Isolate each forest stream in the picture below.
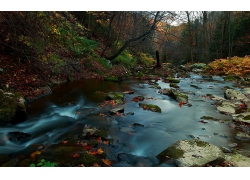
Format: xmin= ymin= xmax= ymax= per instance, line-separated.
xmin=0 ymin=73 xmax=249 ymax=167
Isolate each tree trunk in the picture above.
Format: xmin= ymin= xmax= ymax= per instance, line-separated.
xmin=156 ymin=50 xmax=161 ymax=68
xmin=106 ymin=11 xmax=161 ymax=61
xmin=203 ymin=11 xmax=209 ymax=63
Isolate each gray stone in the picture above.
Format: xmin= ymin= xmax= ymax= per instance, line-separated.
xmin=217 ymin=101 xmax=236 ymax=114
xmin=235 ymin=132 xmax=250 ymax=141
xmin=232 ymin=112 xmax=250 ymax=123
xmin=224 ymin=89 xmax=249 ymax=102
xmin=224 ymin=153 xmax=250 ymax=167
xmin=109 ymin=107 xmax=124 ymax=115
xmin=156 ymin=140 xmax=224 ymax=167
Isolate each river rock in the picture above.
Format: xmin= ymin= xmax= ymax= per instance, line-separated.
xmin=139 ymin=103 xmax=161 ymax=113
xmin=156 ymin=139 xmax=225 ymax=167
xmin=220 ymin=146 xmax=232 ymax=153
xmin=235 ymin=132 xmax=250 ymax=141
xmin=224 ymin=153 xmax=250 ymax=167
xmin=158 ymin=88 xmax=171 ymax=95
xmin=165 ymin=78 xmax=180 ymax=83
xmin=108 ymin=107 xmax=124 ymax=115
xmin=210 ymin=95 xmax=226 ymax=101
xmin=243 ymin=87 xmax=250 ymax=94
xmin=0 ymin=90 xmax=27 ymax=124
xmin=106 ymin=92 xmax=124 ymax=104
xmin=232 ymin=112 xmax=250 ymax=123
xmin=169 ymin=89 xmax=188 ymax=103
xmin=7 ymin=132 xmax=32 ymax=144
xmin=224 ymin=89 xmax=249 ymax=102
xmin=217 ymin=101 xmax=236 ymax=114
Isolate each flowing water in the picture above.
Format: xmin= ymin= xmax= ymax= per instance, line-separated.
xmin=0 ymin=74 xmax=248 ymax=166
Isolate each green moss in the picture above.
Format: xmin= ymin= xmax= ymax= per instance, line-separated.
xmin=170 ymin=83 xmax=179 ymax=88
xmin=243 ymin=115 xmax=250 ymax=120
xmin=165 ymin=78 xmax=180 ymax=83
xmin=105 ymin=76 xmax=120 ymax=82
xmin=78 ymin=153 xmax=104 ymax=167
xmin=157 ymin=145 xmax=184 ymax=160
xmin=94 ymin=129 xmax=108 ymax=138
xmin=195 ymin=140 xmax=209 ymax=147
xmin=139 ymin=103 xmax=161 ymax=113
xmin=190 ymin=84 xmax=201 ymax=89
xmin=135 ymin=71 xmax=144 ymax=77
xmin=106 ymin=92 xmax=124 ymax=101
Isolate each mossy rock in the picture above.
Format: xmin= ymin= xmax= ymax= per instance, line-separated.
xmin=165 ymin=78 xmax=180 ymax=83
xmin=139 ymin=103 xmax=161 ymax=113
xmin=0 ymin=90 xmax=27 ymax=124
xmin=190 ymin=84 xmax=202 ymax=89
xmin=169 ymin=89 xmax=188 ymax=103
xmin=106 ymin=92 xmax=124 ymax=105
xmin=151 ymin=84 xmax=161 ymax=89
xmin=78 ymin=153 xmax=105 ymax=167
xmin=170 ymin=83 xmax=179 ymax=88
xmin=157 ymin=144 xmax=184 ymax=162
xmin=105 ymin=76 xmax=121 ymax=82
xmin=157 ymin=140 xmax=225 ymax=167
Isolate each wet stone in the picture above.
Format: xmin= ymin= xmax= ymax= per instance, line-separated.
xmin=228 ymin=143 xmax=238 ymax=148
xmin=7 ymin=132 xmax=32 ymax=144
xmin=108 ymin=107 xmax=124 ymax=115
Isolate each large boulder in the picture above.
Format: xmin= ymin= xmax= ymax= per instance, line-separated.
xmin=216 ymin=101 xmax=237 ymax=114
xmin=0 ymin=90 xmax=27 ymax=124
xmin=235 ymin=132 xmax=250 ymax=142
xmin=232 ymin=112 xmax=250 ymax=123
xmin=156 ymin=140 xmax=225 ymax=167
xmin=169 ymin=89 xmax=188 ymax=103
xmin=224 ymin=153 xmax=250 ymax=167
xmin=224 ymin=89 xmax=249 ymax=102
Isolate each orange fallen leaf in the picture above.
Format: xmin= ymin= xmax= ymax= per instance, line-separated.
xmin=93 ymin=163 xmax=101 ymax=167
xmin=87 ymin=150 xmax=96 ymax=155
xmin=102 ymin=140 xmax=109 ymax=145
xmin=62 ymin=140 xmax=68 ymax=144
xmin=78 ymin=164 xmax=85 ymax=167
xmin=72 ymin=153 xmax=80 ymax=158
xmin=179 ymin=102 xmax=184 ymax=107
xmin=30 ymin=151 xmax=41 ymax=159
xmin=97 ymin=148 xmax=104 ymax=154
xmin=102 ymin=158 xmax=111 ymax=166
xmin=96 ymin=137 xmax=102 ymax=143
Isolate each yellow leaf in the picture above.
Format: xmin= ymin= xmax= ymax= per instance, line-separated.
xmin=97 ymin=148 xmax=103 ymax=154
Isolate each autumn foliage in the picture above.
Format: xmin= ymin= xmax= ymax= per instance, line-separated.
xmin=206 ymin=56 xmax=250 ymax=77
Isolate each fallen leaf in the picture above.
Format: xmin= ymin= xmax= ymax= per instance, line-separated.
xmin=72 ymin=153 xmax=80 ymax=158
xmin=97 ymin=148 xmax=104 ymax=154
xmin=78 ymin=164 xmax=85 ymax=167
xmin=30 ymin=151 xmax=41 ymax=159
xmin=179 ymin=102 xmax=184 ymax=107
xmin=61 ymin=140 xmax=68 ymax=144
xmin=102 ymin=158 xmax=111 ymax=166
xmin=93 ymin=163 xmax=101 ymax=167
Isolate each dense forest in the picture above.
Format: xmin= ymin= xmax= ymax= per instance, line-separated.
xmin=0 ymin=11 xmax=250 ymax=99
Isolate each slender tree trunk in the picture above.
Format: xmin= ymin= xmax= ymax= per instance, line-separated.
xmin=106 ymin=11 xmax=161 ymax=61
xmin=203 ymin=11 xmax=209 ymax=63
xmin=156 ymin=50 xmax=161 ymax=68
xmin=186 ymin=11 xmax=194 ymax=64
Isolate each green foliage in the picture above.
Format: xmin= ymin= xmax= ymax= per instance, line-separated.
xmin=138 ymin=53 xmax=155 ymax=67
xmin=113 ymin=50 xmax=137 ymax=68
xmin=30 ymin=159 xmax=57 ymax=167
xmin=97 ymin=57 xmax=112 ymax=69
